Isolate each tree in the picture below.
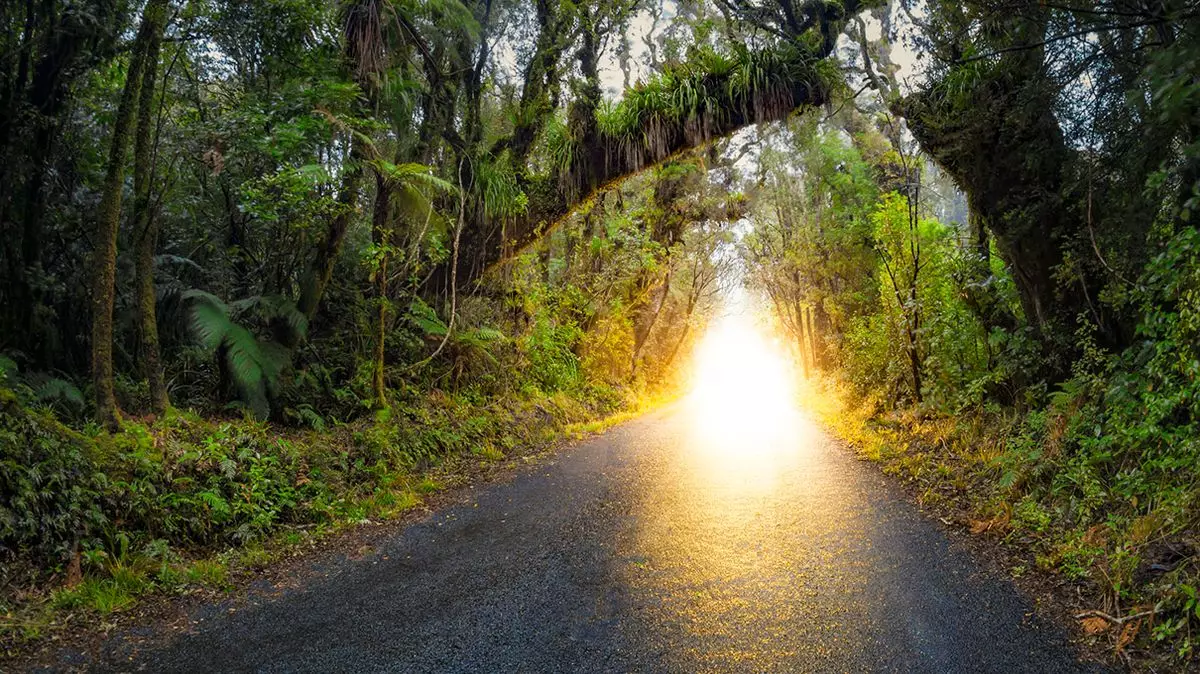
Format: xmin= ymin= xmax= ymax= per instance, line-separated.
xmin=2 ymin=0 xmax=882 ymax=420
xmin=896 ymin=0 xmax=1200 ymax=368
xmin=89 ymin=0 xmax=169 ymax=428
xmin=368 ymin=161 xmax=455 ymax=407
xmin=132 ymin=0 xmax=170 ymax=414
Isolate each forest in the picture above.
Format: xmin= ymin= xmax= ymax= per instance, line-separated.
xmin=1 ymin=0 xmax=1199 ymax=668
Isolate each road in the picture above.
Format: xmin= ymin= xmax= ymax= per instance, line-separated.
xmin=90 ymin=402 xmax=1100 ymax=673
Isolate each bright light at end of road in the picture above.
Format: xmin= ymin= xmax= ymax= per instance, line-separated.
xmin=687 ymin=315 xmax=797 ymax=446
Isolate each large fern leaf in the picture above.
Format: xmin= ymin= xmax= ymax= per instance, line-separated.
xmin=223 ymin=324 xmax=266 ymax=391
xmin=183 ymin=289 xmax=293 ymax=419
xmin=408 ymin=298 xmax=448 ymax=337
xmin=370 ymin=160 xmax=454 ymax=190
xmin=183 ymin=290 xmax=234 ymax=351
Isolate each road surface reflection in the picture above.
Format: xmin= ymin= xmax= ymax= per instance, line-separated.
xmin=617 ymin=316 xmax=873 ymax=669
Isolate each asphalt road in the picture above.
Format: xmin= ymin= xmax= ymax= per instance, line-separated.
xmin=88 ymin=402 xmax=1101 ymax=673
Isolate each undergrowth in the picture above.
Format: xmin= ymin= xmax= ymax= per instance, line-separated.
xmin=0 ymin=382 xmax=646 ymax=657
xmin=802 ymin=375 xmax=1200 ymax=668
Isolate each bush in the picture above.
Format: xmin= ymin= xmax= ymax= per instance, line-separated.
xmin=0 ymin=389 xmax=106 ymax=565
xmin=520 ymin=315 xmax=582 ymax=392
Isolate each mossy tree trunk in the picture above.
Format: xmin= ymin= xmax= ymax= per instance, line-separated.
xmin=132 ymin=3 xmax=168 ymax=414
xmin=901 ymin=76 xmax=1074 ymax=341
xmin=494 ymin=0 xmax=569 ymax=167
xmin=372 ymin=171 xmax=391 ymax=409
xmin=630 ymin=264 xmax=671 ymax=378
xmin=5 ymin=4 xmax=118 ymax=367
xmin=897 ymin=1 xmax=1127 ymax=367
xmin=89 ymin=0 xmax=167 ymax=429
xmin=295 ymin=140 xmax=365 ymax=332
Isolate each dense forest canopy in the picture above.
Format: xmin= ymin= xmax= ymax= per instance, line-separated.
xmin=3 ymin=0 xmax=1192 ymax=422
xmin=0 ymin=0 xmax=869 ymax=426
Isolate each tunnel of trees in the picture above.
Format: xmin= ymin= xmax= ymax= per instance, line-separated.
xmin=2 ymin=0 xmax=1200 ymax=665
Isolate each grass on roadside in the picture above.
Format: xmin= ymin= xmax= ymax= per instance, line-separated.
xmin=799 ymin=374 xmax=1200 ymax=669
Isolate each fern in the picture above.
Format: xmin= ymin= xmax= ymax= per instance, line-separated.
xmin=183 ymin=290 xmax=301 ymax=419
xmin=369 ymin=160 xmax=458 ymax=237
xmin=0 ymin=357 xmax=86 ymax=420
xmin=13 ymin=371 xmax=86 ymax=418
xmin=455 ymin=327 xmax=503 ymax=366
xmin=408 ymin=297 xmax=449 ymax=337
xmin=474 ymin=156 xmax=528 ymax=220
xmin=32 ymin=377 xmax=85 ymax=410
xmin=406 ymin=298 xmax=505 ymax=369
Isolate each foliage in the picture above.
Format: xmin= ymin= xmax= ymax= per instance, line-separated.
xmin=595 ymin=42 xmax=832 ymax=165
xmin=183 ymin=291 xmax=304 ymax=419
xmin=742 ymin=4 xmax=1200 ymax=661
xmin=0 ymin=0 xmax=791 ymax=659
xmin=28 ymin=0 xmax=1200 ymax=666
xmin=0 ymin=376 xmax=628 ymax=650
xmin=0 ymin=391 xmax=105 ymax=565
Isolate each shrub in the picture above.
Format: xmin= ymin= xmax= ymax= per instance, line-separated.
xmin=0 ymin=390 xmax=106 ymax=565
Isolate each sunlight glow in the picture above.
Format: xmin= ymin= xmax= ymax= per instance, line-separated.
xmin=687 ymin=312 xmax=798 ymax=449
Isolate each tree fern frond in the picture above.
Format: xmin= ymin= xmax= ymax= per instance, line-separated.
xmin=472 ymin=327 xmax=505 ymax=342
xmin=182 ymin=290 xmax=234 ymax=351
xmin=25 ymin=374 xmax=85 ymax=411
xmin=408 ymin=298 xmax=448 ymax=337
xmin=228 ymin=295 xmax=264 ymax=315
xmin=182 ymin=289 xmax=294 ymax=420
xmin=394 ymin=183 xmax=434 ymax=222
xmin=223 ymin=325 xmax=266 ymax=391
xmin=370 ymin=160 xmax=456 ymax=194
xmin=256 ymin=341 xmax=292 ymax=389
xmin=396 ymin=167 xmax=456 ymax=194
xmin=254 ymin=295 xmax=309 ymax=340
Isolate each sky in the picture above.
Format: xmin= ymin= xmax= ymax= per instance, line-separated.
xmin=491 ymin=1 xmax=930 ymax=105
xmin=597 ymin=1 xmax=930 ymax=101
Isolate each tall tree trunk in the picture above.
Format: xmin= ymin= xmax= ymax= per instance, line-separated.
xmin=906 ymin=319 xmax=922 ymax=403
xmin=89 ymin=0 xmax=167 ymax=429
xmin=958 ymin=203 xmax=1018 ymax=333
xmin=663 ymin=281 xmax=702 ymax=372
xmin=371 ymin=171 xmax=390 ymax=408
xmin=805 ymin=305 xmax=820 ymax=371
xmin=132 ymin=5 xmax=168 ymax=414
xmin=790 ymin=271 xmax=810 ymax=376
xmin=494 ymin=0 xmax=568 ymax=167
xmin=6 ymin=3 xmax=114 ymax=365
xmin=897 ymin=1 xmax=1122 ymax=366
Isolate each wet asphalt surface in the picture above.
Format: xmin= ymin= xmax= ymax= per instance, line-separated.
xmin=82 ymin=403 xmax=1102 ymax=673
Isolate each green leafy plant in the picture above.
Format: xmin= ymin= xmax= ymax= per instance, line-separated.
xmin=183 ymin=290 xmax=306 ymax=418
xmin=0 ymin=391 xmax=105 ymax=564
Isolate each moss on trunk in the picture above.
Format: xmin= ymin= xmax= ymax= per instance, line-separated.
xmin=132 ymin=0 xmax=169 ymax=415
xmin=89 ymin=0 xmax=168 ymax=429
